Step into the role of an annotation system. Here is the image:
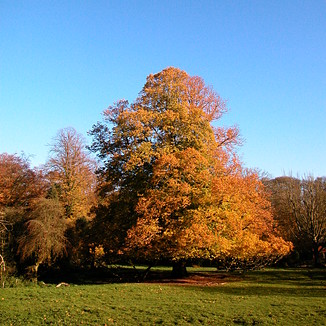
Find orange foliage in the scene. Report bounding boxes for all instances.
[126,150,291,264]
[90,67,291,267]
[0,153,45,209]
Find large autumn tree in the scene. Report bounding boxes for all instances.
[90,67,291,275]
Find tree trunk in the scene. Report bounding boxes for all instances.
[312,242,320,267]
[29,262,40,281]
[171,261,188,278]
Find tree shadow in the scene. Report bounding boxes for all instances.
[39,266,235,285]
[38,266,326,293]
[245,268,325,280]
[242,268,326,286]
[39,266,144,285]
[198,284,326,298]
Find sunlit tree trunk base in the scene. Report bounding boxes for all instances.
[29,262,40,281]
[171,261,188,278]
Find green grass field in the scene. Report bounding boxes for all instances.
[0,268,325,325]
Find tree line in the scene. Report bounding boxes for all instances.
[0,67,324,282]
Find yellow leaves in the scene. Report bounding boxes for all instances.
[127,143,292,263]
[89,245,105,267]
[124,142,154,171]
[143,67,227,124]
[125,141,292,264]
[91,67,292,265]
[47,128,97,221]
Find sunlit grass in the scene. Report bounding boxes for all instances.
[0,268,325,325]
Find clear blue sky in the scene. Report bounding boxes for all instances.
[1,1,325,178]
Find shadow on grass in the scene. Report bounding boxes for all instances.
[245,268,326,281]
[197,283,326,298]
[39,266,145,285]
[182,268,326,298]
[38,266,326,295]
[242,268,326,287]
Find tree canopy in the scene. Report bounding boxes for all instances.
[0,68,296,280]
[90,67,291,270]
[18,198,67,274]
[0,153,45,209]
[268,175,326,266]
[46,127,97,221]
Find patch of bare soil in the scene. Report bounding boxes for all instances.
[145,272,241,287]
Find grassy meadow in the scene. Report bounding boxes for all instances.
[0,268,325,325]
